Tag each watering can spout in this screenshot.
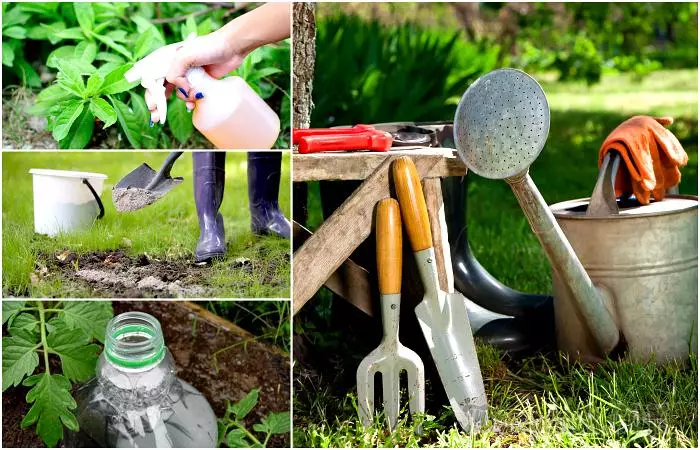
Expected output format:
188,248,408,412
504,172,620,354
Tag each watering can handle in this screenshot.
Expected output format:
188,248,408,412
586,151,622,217
82,179,105,220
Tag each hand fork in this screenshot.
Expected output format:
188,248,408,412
356,198,425,431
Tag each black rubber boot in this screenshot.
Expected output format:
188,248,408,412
193,151,226,263
248,151,290,239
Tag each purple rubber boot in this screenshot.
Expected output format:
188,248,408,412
193,151,227,263
248,151,290,239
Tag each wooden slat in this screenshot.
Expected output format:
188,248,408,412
292,148,466,182
293,222,374,316
292,155,449,314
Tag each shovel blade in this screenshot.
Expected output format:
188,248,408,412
416,292,488,431
113,163,183,212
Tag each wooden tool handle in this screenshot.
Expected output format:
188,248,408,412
392,157,433,252
376,198,402,295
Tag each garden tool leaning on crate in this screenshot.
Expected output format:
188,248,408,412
292,124,439,153
357,198,425,432
392,156,488,431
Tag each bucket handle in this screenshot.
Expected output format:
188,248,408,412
82,179,105,220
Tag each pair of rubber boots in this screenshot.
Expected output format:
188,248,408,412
193,152,290,263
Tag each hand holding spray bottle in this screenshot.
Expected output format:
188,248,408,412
125,3,290,149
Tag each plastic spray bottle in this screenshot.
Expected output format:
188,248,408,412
125,36,280,149
74,312,218,447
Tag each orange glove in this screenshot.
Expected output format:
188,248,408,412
598,116,688,205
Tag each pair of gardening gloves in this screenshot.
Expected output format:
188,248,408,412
598,116,688,205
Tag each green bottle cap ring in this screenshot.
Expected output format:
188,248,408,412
105,324,165,369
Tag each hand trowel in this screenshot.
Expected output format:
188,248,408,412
392,156,488,432
113,152,184,212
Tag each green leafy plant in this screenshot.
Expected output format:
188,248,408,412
312,14,499,127
5,2,291,149
2,300,113,447
217,388,291,448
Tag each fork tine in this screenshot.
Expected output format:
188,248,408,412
356,363,374,427
382,368,400,431
405,362,426,433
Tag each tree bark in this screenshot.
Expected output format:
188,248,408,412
292,2,316,129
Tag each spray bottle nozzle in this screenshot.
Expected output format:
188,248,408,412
124,33,197,125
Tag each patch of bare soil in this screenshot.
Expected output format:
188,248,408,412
42,249,213,298
2,300,291,448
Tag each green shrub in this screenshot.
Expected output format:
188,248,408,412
311,14,500,127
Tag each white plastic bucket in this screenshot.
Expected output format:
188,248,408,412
29,169,108,236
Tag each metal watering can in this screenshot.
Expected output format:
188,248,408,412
453,68,698,364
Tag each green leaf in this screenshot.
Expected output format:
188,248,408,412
2,300,25,325
2,7,30,28
226,429,248,448
181,15,198,41
53,27,85,42
129,93,157,147
90,97,117,128
59,301,113,343
91,32,132,60
55,60,85,96
2,335,39,391
47,324,98,382
8,313,39,341
46,45,76,69
231,388,259,420
2,41,14,67
52,100,85,142
100,63,136,95
85,73,104,97
29,84,76,116
95,51,125,64
21,373,79,447
246,67,283,83
59,107,94,150
134,26,163,60
74,3,94,36
167,98,193,144
74,41,97,63
253,411,290,435
4,25,26,39
111,96,142,148
15,57,42,88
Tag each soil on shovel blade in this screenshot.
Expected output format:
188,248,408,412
2,301,291,448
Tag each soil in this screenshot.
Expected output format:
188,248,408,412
2,300,291,448
33,249,225,298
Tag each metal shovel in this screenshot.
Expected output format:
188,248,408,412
392,157,488,431
113,152,184,212
357,198,425,431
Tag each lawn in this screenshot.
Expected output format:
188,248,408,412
2,151,291,298
293,69,698,447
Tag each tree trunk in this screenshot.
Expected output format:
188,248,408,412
292,2,316,129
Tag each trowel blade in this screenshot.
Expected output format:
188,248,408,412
415,291,488,432
112,163,183,212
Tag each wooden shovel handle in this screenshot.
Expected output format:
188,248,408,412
376,198,402,295
392,157,432,252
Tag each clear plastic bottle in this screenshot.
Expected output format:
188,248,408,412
187,68,281,149
75,312,218,448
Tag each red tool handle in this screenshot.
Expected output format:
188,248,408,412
298,131,393,154
292,125,374,144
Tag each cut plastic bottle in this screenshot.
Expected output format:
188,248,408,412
74,312,218,448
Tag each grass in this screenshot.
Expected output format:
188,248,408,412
294,68,698,446
206,300,291,353
2,151,291,298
